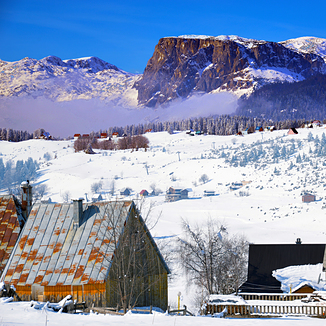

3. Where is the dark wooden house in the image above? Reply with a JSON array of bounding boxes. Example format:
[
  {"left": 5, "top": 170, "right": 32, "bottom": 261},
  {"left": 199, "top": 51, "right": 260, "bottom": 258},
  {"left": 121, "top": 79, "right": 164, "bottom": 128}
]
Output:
[
  {"left": 0, "top": 200, "right": 169, "bottom": 310},
  {"left": 239, "top": 243, "right": 326, "bottom": 293},
  {"left": 0, "top": 196, "right": 26, "bottom": 277}
]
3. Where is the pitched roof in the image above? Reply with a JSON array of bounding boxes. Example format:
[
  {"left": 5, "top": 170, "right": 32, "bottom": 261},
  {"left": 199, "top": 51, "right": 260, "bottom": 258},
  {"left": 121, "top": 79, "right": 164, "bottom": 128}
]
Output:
[
  {"left": 1, "top": 201, "right": 135, "bottom": 286},
  {"left": 0, "top": 196, "right": 24, "bottom": 276}
]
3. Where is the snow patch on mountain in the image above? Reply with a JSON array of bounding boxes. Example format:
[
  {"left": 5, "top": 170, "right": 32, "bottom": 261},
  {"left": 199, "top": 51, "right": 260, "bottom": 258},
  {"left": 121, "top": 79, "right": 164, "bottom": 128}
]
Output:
[{"left": 281, "top": 37, "right": 326, "bottom": 62}]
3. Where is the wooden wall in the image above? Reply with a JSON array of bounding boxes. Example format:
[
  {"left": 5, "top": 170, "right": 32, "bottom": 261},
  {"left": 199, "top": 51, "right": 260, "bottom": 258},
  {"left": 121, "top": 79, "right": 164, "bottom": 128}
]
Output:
[{"left": 105, "top": 208, "right": 169, "bottom": 311}]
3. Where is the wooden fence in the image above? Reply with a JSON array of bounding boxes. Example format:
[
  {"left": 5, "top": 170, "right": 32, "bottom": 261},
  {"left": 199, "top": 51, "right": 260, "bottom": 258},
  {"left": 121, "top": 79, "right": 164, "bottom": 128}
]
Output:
[
  {"left": 168, "top": 305, "right": 194, "bottom": 316},
  {"left": 206, "top": 304, "right": 326, "bottom": 317},
  {"left": 239, "top": 293, "right": 308, "bottom": 301}
]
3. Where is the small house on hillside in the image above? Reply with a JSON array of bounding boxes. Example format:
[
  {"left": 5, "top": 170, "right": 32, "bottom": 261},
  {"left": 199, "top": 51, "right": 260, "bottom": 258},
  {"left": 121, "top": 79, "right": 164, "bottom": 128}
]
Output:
[
  {"left": 140, "top": 190, "right": 149, "bottom": 197},
  {"left": 288, "top": 128, "right": 298, "bottom": 135},
  {"left": 239, "top": 243, "right": 326, "bottom": 293},
  {"left": 92, "top": 194, "right": 103, "bottom": 202},
  {"left": 0, "top": 199, "right": 170, "bottom": 310},
  {"left": 120, "top": 188, "right": 132, "bottom": 196},
  {"left": 230, "top": 182, "right": 243, "bottom": 191},
  {"left": 255, "top": 126, "right": 264, "bottom": 132},
  {"left": 165, "top": 187, "right": 189, "bottom": 202},
  {"left": 112, "top": 132, "right": 119, "bottom": 138},
  {"left": 74, "top": 134, "right": 81, "bottom": 140},
  {"left": 204, "top": 190, "right": 215, "bottom": 197},
  {"left": 302, "top": 193, "right": 316, "bottom": 203},
  {"left": 100, "top": 133, "right": 108, "bottom": 139},
  {"left": 312, "top": 120, "right": 322, "bottom": 128}
]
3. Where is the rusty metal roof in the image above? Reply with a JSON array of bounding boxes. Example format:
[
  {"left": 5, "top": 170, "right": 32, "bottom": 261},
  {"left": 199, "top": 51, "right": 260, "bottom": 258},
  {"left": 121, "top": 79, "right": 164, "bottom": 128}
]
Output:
[
  {"left": 0, "top": 195, "right": 24, "bottom": 276},
  {"left": 1, "top": 200, "right": 133, "bottom": 286}
]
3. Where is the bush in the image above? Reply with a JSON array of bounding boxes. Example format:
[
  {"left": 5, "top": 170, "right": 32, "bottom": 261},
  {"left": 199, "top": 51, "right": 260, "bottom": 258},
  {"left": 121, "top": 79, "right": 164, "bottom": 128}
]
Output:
[{"left": 91, "top": 181, "right": 103, "bottom": 194}]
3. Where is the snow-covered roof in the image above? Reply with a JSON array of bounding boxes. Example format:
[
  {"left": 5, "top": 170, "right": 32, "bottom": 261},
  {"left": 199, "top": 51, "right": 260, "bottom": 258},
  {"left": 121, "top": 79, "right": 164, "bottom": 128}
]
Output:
[
  {"left": 207, "top": 294, "right": 247, "bottom": 305},
  {"left": 272, "top": 263, "right": 326, "bottom": 293}
]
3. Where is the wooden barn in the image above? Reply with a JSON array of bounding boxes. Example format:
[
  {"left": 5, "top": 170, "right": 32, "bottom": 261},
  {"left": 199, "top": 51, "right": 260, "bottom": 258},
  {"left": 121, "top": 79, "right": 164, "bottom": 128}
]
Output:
[
  {"left": 239, "top": 243, "right": 326, "bottom": 293},
  {"left": 0, "top": 199, "right": 170, "bottom": 310},
  {"left": 0, "top": 195, "right": 26, "bottom": 277}
]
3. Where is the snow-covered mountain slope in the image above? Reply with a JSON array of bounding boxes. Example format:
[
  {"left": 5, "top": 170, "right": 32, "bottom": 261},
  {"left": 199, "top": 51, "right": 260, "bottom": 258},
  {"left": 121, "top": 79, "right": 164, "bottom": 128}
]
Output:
[
  {"left": 281, "top": 37, "right": 326, "bottom": 63},
  {"left": 0, "top": 56, "right": 139, "bottom": 106}
]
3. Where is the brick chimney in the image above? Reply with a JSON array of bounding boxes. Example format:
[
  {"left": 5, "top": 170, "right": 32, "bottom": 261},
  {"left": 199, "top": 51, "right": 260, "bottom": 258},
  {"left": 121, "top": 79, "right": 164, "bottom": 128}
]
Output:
[
  {"left": 72, "top": 198, "right": 83, "bottom": 227},
  {"left": 21, "top": 180, "right": 32, "bottom": 220}
]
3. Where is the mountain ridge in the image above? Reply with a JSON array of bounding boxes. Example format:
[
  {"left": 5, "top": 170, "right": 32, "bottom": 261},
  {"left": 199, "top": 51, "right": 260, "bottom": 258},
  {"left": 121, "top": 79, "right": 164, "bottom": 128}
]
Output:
[{"left": 1, "top": 35, "right": 326, "bottom": 112}]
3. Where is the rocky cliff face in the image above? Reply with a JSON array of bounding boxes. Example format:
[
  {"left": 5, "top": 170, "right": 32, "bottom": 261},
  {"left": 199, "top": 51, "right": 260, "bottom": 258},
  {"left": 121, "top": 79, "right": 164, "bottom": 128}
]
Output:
[{"left": 134, "top": 36, "right": 326, "bottom": 107}]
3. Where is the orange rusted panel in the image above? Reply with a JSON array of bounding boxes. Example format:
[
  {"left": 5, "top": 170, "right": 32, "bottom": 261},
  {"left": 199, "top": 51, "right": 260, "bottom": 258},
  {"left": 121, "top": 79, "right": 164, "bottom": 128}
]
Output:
[
  {"left": 2, "top": 201, "right": 136, "bottom": 288},
  {"left": 19, "top": 235, "right": 28, "bottom": 250},
  {"left": 19, "top": 273, "right": 29, "bottom": 284},
  {"left": 74, "top": 265, "right": 85, "bottom": 279},
  {"left": 26, "top": 238, "right": 34, "bottom": 246},
  {"left": 34, "top": 275, "right": 44, "bottom": 284}
]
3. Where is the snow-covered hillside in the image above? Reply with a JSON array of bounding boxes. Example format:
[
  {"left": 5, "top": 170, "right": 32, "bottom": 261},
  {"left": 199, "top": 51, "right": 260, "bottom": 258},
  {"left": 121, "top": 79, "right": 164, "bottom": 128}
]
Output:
[
  {"left": 1, "top": 127, "right": 326, "bottom": 313},
  {"left": 1, "top": 127, "right": 326, "bottom": 245}
]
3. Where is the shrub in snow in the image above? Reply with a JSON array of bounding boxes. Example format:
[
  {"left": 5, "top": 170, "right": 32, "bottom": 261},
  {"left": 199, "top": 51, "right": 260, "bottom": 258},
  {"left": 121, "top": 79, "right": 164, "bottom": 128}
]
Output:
[
  {"left": 91, "top": 181, "right": 103, "bottom": 194},
  {"left": 199, "top": 174, "right": 209, "bottom": 184},
  {"left": 43, "top": 152, "right": 52, "bottom": 161}
]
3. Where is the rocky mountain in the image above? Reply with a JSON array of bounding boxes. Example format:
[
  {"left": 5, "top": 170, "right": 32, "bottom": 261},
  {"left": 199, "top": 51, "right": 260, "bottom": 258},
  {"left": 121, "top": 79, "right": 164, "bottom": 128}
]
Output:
[
  {"left": 0, "top": 56, "right": 139, "bottom": 106},
  {"left": 135, "top": 35, "right": 326, "bottom": 107},
  {"left": 1, "top": 36, "right": 326, "bottom": 112}
]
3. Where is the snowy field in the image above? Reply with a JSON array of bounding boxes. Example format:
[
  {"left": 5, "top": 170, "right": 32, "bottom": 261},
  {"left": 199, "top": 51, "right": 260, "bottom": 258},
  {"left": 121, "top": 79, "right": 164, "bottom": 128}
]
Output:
[
  {"left": 1, "top": 128, "right": 326, "bottom": 244},
  {"left": 0, "top": 301, "right": 326, "bottom": 326},
  {"left": 1, "top": 127, "right": 326, "bottom": 317}
]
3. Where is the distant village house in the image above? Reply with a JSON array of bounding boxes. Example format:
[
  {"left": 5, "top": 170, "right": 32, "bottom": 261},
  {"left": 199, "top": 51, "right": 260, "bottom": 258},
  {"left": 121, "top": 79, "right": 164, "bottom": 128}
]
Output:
[
  {"left": 302, "top": 193, "right": 316, "bottom": 203},
  {"left": 165, "top": 187, "right": 189, "bottom": 202}
]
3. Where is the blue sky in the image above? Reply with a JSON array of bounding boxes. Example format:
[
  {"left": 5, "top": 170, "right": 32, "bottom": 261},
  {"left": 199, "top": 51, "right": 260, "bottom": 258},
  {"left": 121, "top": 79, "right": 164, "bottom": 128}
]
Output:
[{"left": 1, "top": 0, "right": 326, "bottom": 73}]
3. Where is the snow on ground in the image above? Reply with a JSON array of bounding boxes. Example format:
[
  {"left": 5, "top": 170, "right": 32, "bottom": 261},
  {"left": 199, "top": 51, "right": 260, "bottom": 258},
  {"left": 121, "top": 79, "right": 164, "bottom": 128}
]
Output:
[
  {"left": 1, "top": 127, "right": 326, "bottom": 314},
  {"left": 0, "top": 300, "right": 325, "bottom": 326}
]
